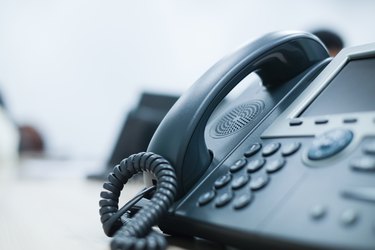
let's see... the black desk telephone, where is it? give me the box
[99,31,375,250]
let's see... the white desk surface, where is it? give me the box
[0,156,223,250]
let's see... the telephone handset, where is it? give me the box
[100,31,375,249]
[146,31,328,198]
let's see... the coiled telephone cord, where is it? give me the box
[99,152,177,250]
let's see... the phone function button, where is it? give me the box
[198,190,216,206]
[266,158,286,173]
[229,158,247,173]
[262,142,281,157]
[363,140,375,155]
[215,191,234,208]
[289,119,303,126]
[249,175,269,191]
[350,156,375,171]
[244,143,262,157]
[233,193,253,210]
[247,158,266,173]
[343,118,357,124]
[309,205,327,220]
[281,142,301,156]
[340,209,359,226]
[315,118,329,125]
[231,175,250,190]
[307,128,353,161]
[214,173,232,189]
[342,187,375,203]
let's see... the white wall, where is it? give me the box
[0,0,374,160]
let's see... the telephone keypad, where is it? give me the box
[197,139,301,209]
[215,191,234,207]
[244,143,262,157]
[262,142,281,156]
[246,158,266,173]
[266,158,286,173]
[214,173,232,189]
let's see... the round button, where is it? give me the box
[233,193,253,209]
[282,142,301,156]
[249,175,269,191]
[198,190,216,206]
[262,143,281,157]
[266,158,286,173]
[340,209,359,226]
[231,175,250,190]
[214,174,232,189]
[247,158,266,173]
[307,129,353,161]
[229,158,247,173]
[244,143,262,157]
[309,205,327,220]
[215,192,234,207]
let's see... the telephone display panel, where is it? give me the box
[301,58,375,117]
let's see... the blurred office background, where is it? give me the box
[0,0,374,162]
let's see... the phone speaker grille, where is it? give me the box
[211,100,265,138]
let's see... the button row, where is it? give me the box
[288,116,375,126]
[309,205,360,227]
[243,142,301,158]
[229,157,286,175]
[214,171,271,191]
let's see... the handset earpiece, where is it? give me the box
[147,31,329,198]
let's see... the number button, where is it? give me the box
[281,142,301,156]
[262,143,281,157]
[229,158,247,173]
[266,158,286,173]
[244,143,262,157]
[233,193,253,210]
[231,175,250,190]
[247,158,266,173]
[215,192,234,207]
[198,190,216,206]
[214,173,232,189]
[249,175,269,191]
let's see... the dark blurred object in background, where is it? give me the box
[88,92,179,179]
[18,125,45,153]
[1,88,45,156]
[312,29,345,57]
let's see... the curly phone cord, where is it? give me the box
[99,152,177,250]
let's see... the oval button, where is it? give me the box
[307,129,353,161]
